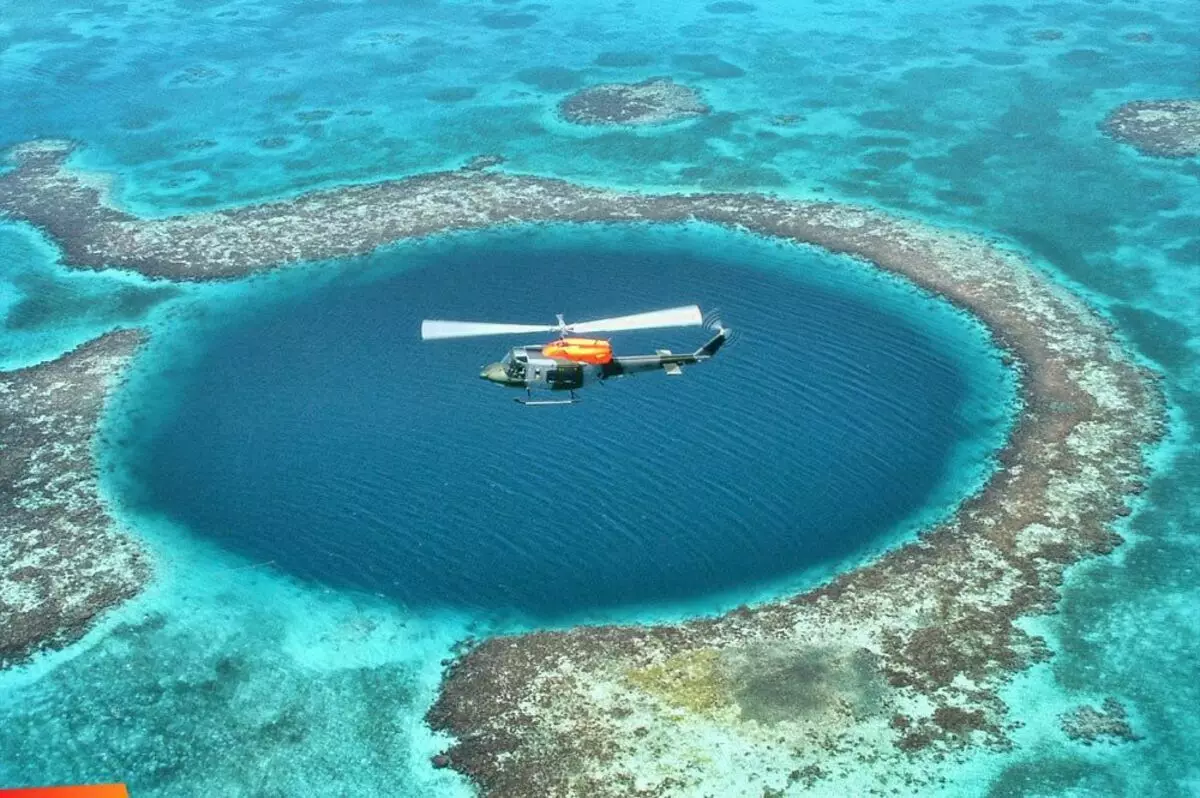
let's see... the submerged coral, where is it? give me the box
[558,79,709,126]
[1060,698,1141,745]
[0,331,149,668]
[1102,100,1200,158]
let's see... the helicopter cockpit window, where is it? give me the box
[504,352,526,379]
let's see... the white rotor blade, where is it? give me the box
[421,320,558,340]
[568,305,703,335]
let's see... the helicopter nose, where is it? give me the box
[480,363,505,382]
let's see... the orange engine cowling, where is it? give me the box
[543,337,612,364]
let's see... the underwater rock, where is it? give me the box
[705,1,756,13]
[166,64,226,86]
[1031,29,1064,42]
[1060,698,1141,745]
[1103,99,1200,158]
[426,86,478,103]
[256,136,291,150]
[593,50,655,68]
[0,331,150,669]
[294,109,334,123]
[558,79,708,126]
[181,138,219,151]
[462,154,506,171]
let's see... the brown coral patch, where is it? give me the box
[558,79,708,126]
[1102,99,1200,158]
[0,331,150,668]
[1060,697,1141,745]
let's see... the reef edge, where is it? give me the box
[0,329,151,669]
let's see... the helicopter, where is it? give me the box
[421,305,728,405]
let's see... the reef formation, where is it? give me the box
[1060,698,1141,746]
[1102,99,1200,158]
[0,139,1164,794]
[558,79,708,126]
[0,330,149,668]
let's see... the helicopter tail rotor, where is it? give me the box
[702,308,738,351]
[694,326,729,358]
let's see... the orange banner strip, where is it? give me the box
[0,787,128,797]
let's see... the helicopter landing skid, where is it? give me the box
[515,390,580,406]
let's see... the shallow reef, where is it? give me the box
[1059,698,1141,746]
[0,330,149,668]
[0,139,1165,794]
[558,78,709,126]
[1102,100,1200,158]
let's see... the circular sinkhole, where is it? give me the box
[109,224,1013,621]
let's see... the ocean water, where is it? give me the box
[0,0,1197,794]
[109,224,1012,622]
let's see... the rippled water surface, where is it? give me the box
[113,226,1010,619]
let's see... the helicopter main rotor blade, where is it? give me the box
[421,320,558,340]
[421,305,704,340]
[567,305,703,335]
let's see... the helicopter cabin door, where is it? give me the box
[545,363,584,390]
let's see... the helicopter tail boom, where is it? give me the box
[599,328,729,379]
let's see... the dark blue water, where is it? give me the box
[119,225,1001,620]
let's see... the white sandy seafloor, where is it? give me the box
[1,0,1198,794]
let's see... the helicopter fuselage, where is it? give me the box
[479,329,727,402]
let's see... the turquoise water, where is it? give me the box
[0,224,180,369]
[0,0,1197,794]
